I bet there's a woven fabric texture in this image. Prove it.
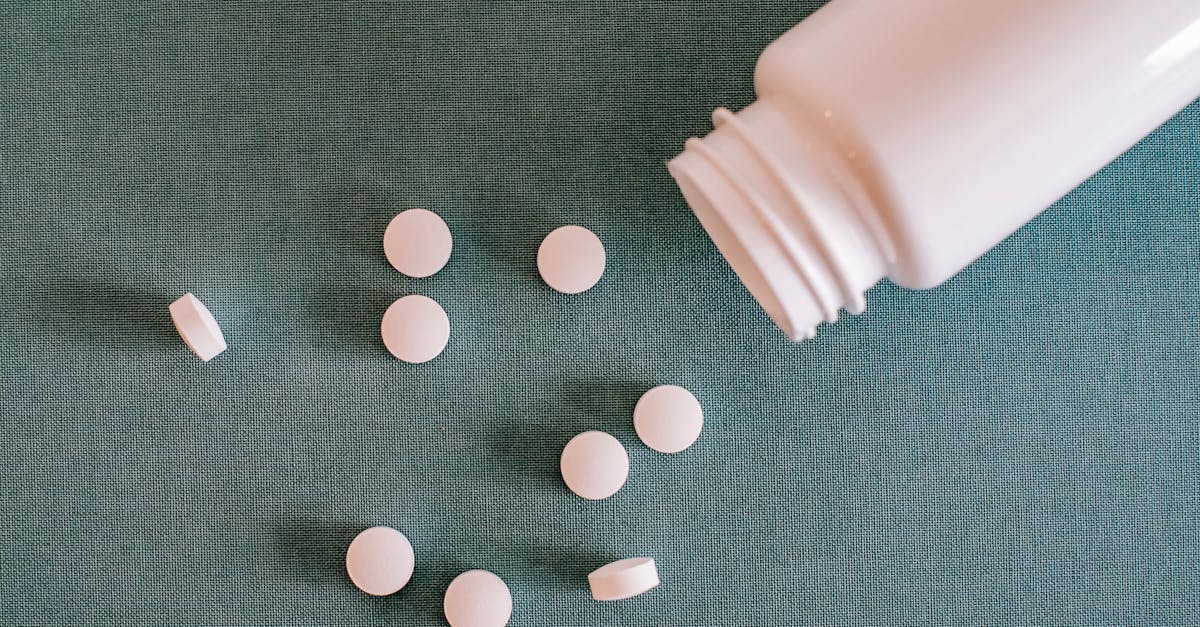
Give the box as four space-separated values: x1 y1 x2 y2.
2 2 1198 625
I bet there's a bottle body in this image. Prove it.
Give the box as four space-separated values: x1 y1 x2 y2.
669 0 1200 340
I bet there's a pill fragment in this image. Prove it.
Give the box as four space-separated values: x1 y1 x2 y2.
537 225 605 294
168 293 227 362
384 208 453 278
560 431 629 500
381 295 450 363
345 526 415 596
588 557 660 601
443 569 513 627
633 385 704 453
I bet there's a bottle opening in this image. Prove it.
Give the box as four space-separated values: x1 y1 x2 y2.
667 153 806 338
668 102 887 341
667 156 799 339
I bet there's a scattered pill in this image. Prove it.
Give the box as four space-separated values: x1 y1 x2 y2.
384 208 453 278
634 385 704 453
560 430 629 500
537 225 606 294
345 526 415 596
168 293 227 362
381 295 450 363
588 557 660 601
443 569 513 627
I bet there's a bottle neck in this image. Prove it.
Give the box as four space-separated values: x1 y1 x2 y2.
668 100 891 341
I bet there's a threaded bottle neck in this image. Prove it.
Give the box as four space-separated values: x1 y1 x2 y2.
668 100 891 341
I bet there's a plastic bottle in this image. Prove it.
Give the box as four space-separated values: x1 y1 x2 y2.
668 0 1200 340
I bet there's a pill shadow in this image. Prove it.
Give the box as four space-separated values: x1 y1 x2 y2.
270 522 439 622
308 184 400 270
485 380 644 489
30 281 178 348
303 286 396 354
562 379 646 438
380 553 475 623
270 519 362 583
486 417 573 490
465 189 561 277
270 518 465 623
367 549 610 622
502 545 615 585
410 531 613 596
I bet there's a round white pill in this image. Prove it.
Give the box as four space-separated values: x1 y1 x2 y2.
168 293 227 362
560 431 629 500
633 385 704 453
537 225 605 294
384 208 453 278
381 295 450 363
443 569 513 627
588 557 660 601
345 526 415 596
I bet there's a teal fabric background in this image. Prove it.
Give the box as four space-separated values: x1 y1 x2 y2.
2 2 1198 625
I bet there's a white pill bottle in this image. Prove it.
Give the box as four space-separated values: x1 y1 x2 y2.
669 0 1200 340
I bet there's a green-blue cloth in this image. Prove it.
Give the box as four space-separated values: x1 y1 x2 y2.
2 2 1198 625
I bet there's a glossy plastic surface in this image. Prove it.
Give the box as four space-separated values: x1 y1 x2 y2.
671 0 1200 339
758 0 1200 288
